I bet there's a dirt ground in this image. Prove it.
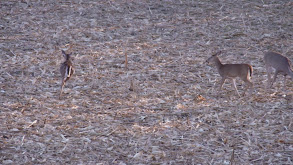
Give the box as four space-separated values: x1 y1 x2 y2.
1 0 292 164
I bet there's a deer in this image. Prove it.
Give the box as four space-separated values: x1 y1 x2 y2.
59 50 74 99
264 51 293 89
206 51 253 97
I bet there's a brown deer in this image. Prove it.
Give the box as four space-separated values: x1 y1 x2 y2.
59 50 74 99
264 51 293 89
206 51 253 97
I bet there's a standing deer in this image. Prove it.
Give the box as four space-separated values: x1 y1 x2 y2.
59 50 74 99
206 51 253 97
264 51 293 89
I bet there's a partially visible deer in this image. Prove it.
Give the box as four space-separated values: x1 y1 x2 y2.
59 50 74 99
264 51 293 89
206 51 253 97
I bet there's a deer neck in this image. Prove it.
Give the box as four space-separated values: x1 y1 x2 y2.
214 57 224 71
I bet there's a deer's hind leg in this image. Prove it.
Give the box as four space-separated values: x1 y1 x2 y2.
265 65 273 89
59 80 66 99
242 78 253 96
232 79 241 97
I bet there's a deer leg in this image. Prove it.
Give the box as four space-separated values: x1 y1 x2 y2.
216 78 226 96
242 73 254 96
243 80 253 96
219 78 225 90
265 65 272 89
283 75 287 90
249 81 254 95
232 79 240 97
59 81 65 99
271 71 279 87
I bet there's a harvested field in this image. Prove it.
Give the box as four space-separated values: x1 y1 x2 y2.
1 0 292 164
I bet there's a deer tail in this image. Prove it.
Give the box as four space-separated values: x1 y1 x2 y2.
248 65 253 77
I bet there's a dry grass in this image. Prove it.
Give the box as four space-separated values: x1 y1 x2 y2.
0 0 292 164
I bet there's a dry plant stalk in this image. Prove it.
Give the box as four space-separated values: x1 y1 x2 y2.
230 148 235 165
129 78 134 91
124 40 128 70
125 50 128 69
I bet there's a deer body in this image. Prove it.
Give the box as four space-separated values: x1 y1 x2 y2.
206 52 253 97
264 51 293 88
59 50 74 99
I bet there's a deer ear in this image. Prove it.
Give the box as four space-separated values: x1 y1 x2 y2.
62 50 67 58
212 52 218 56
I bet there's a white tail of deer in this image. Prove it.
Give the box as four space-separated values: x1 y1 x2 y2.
264 51 293 89
206 51 253 97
